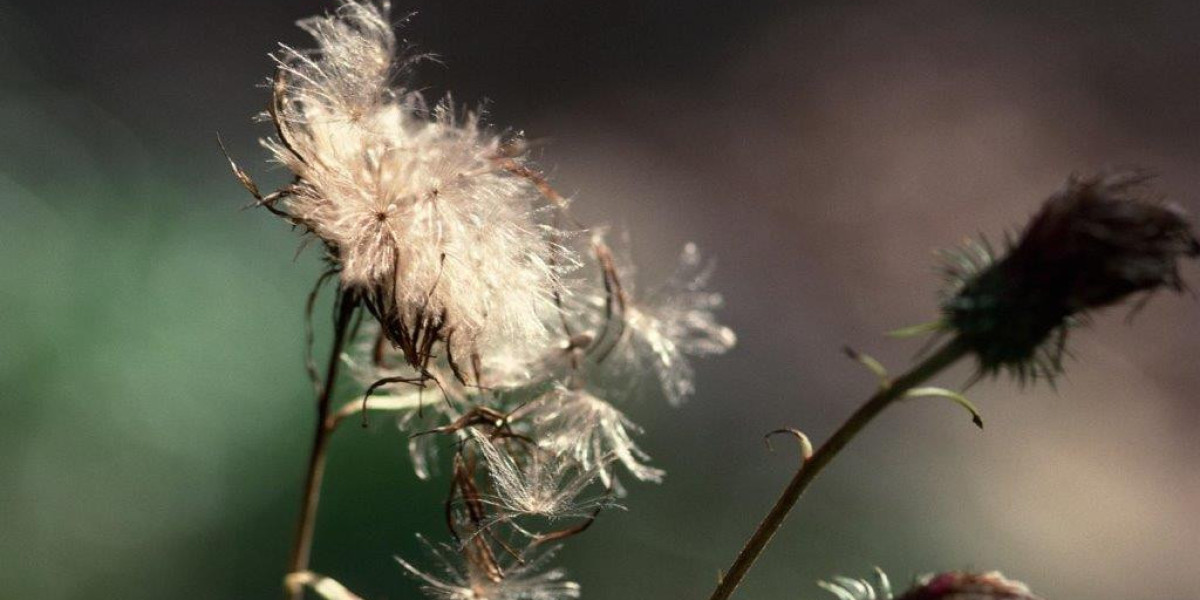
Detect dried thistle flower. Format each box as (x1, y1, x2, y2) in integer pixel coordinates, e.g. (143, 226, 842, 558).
(240, 2, 740, 597)
(943, 172, 1199, 381)
(247, 0, 572, 371)
(820, 570, 1040, 600)
(469, 429, 615, 528)
(531, 387, 664, 489)
(397, 534, 581, 600)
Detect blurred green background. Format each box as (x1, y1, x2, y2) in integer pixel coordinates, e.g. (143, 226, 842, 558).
(3, 1, 1199, 598)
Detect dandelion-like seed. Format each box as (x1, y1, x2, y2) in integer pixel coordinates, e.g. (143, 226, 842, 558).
(607, 241, 737, 405)
(942, 171, 1199, 381)
(241, 0, 571, 372)
(397, 535, 581, 600)
(469, 429, 614, 527)
(532, 387, 664, 489)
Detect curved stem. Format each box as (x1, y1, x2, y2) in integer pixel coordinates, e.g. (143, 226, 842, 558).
(707, 338, 969, 600)
(327, 393, 425, 431)
(286, 291, 357, 600)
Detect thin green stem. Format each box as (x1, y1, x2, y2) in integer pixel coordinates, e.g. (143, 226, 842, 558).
(707, 338, 969, 600)
(286, 291, 357, 600)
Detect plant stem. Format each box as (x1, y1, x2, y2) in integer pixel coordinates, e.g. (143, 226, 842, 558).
(286, 291, 357, 600)
(707, 338, 969, 600)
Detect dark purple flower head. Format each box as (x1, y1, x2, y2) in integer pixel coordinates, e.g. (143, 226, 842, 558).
(943, 172, 1199, 381)
(820, 569, 1040, 600)
(897, 571, 1040, 600)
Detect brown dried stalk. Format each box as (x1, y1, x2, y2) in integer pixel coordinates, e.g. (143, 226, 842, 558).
(285, 290, 358, 600)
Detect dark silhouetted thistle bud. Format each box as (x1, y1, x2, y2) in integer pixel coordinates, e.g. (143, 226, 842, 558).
(896, 571, 1040, 600)
(942, 172, 1199, 381)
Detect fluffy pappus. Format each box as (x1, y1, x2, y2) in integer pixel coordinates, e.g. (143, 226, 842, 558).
(396, 535, 581, 600)
(243, 0, 574, 374)
(531, 387, 665, 490)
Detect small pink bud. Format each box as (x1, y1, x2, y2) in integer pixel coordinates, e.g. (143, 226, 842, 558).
(898, 571, 1040, 600)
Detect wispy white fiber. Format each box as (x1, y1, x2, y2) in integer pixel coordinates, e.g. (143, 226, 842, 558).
(604, 239, 737, 406)
(468, 429, 614, 526)
(532, 387, 664, 488)
(818, 569, 892, 600)
(396, 535, 581, 600)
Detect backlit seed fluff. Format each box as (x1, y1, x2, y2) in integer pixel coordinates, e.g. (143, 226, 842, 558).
(263, 0, 570, 362)
(468, 429, 615, 528)
(943, 172, 1199, 381)
(531, 387, 665, 489)
(396, 535, 581, 600)
(604, 240, 737, 406)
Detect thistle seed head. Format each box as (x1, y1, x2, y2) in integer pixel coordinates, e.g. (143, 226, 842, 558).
(256, 0, 573, 368)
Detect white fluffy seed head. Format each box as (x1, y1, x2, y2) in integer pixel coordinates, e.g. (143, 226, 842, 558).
(265, 0, 570, 362)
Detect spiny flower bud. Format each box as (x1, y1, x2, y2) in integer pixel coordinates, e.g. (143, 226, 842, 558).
(896, 571, 1040, 600)
(820, 570, 1041, 600)
(942, 172, 1199, 381)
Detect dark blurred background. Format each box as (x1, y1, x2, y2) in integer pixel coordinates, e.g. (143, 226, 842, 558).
(3, 1, 1199, 598)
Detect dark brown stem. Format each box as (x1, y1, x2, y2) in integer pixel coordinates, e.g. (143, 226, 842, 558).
(707, 338, 969, 600)
(285, 290, 357, 600)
